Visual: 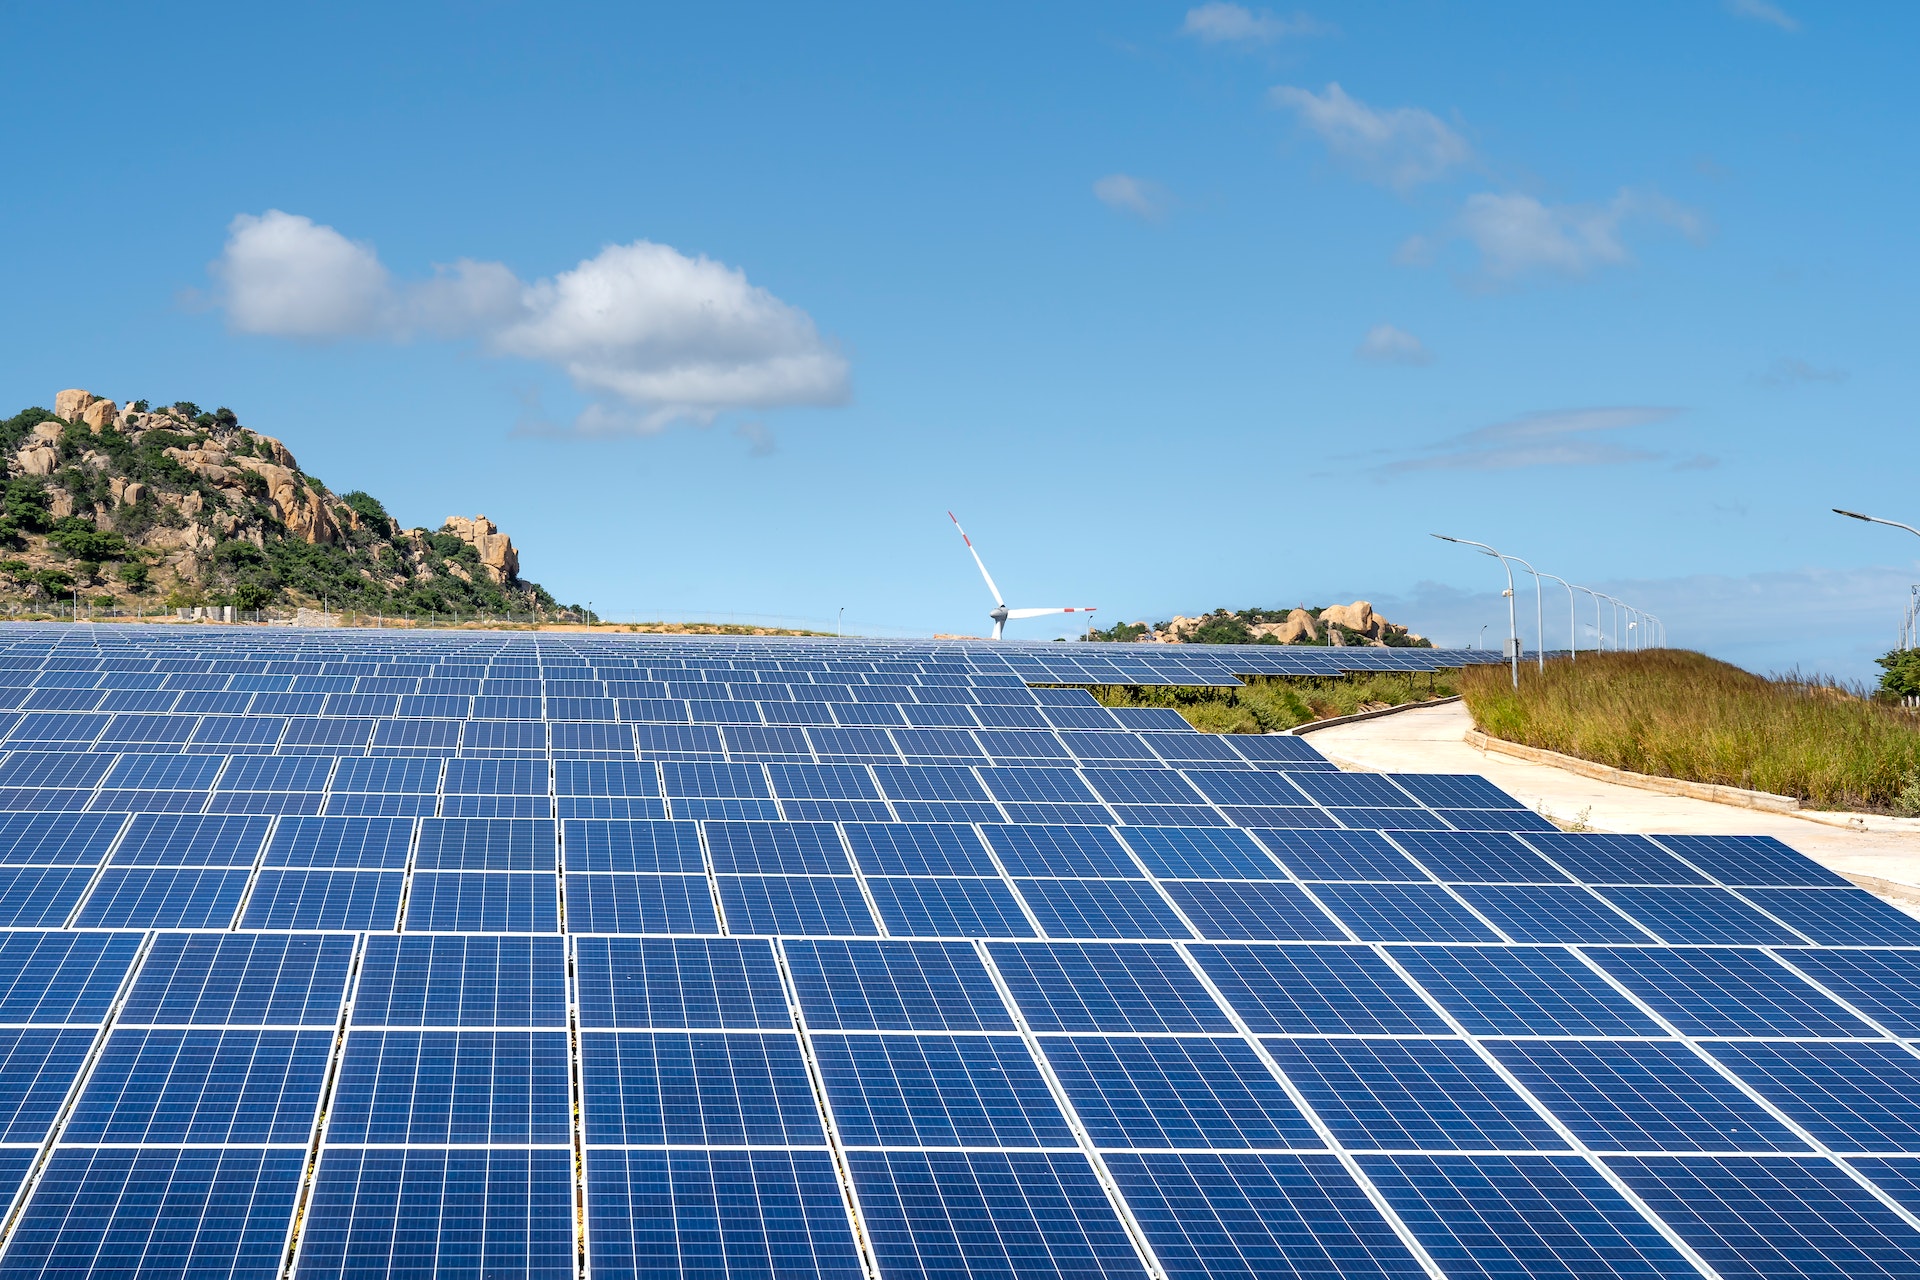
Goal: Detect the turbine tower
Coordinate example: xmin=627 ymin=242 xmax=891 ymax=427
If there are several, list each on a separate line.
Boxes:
xmin=948 ymin=511 xmax=1096 ymax=640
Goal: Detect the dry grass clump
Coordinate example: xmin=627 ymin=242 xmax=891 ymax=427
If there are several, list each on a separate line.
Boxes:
xmin=1461 ymin=650 xmax=1920 ymax=811
xmin=1090 ymin=670 xmax=1457 ymax=735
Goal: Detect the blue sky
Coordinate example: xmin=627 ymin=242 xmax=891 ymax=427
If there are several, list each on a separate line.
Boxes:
xmin=3 ymin=1 xmax=1913 ymax=676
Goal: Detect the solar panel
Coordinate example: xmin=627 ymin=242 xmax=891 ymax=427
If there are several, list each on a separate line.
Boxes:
xmin=585 ymin=1149 xmax=863 ymax=1280
xmin=847 ymin=1150 xmax=1149 ymax=1280
xmin=0 ymin=626 xmax=1897 ymax=1277
xmin=812 ymin=1032 xmax=1072 ymax=1147
xmin=1042 ymin=1035 xmax=1320 ymax=1149
xmin=296 ymin=1148 xmax=574 ymax=1280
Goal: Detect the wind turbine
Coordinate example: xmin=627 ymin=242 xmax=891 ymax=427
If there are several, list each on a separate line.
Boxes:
xmin=948 ymin=511 xmax=1097 ymax=640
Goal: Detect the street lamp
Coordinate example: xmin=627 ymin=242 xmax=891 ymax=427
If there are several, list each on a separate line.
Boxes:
xmin=837 ymin=607 xmax=844 ymax=638
xmin=1501 ymin=552 xmax=1548 ymax=674
xmin=1538 ymin=572 xmax=1578 ymax=662
xmin=1433 ymin=534 xmax=1520 ymax=688
xmin=1835 ymin=509 xmax=1920 ymax=540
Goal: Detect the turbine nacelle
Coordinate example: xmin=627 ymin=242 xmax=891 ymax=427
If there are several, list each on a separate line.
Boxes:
xmin=948 ymin=511 xmax=1096 ymax=640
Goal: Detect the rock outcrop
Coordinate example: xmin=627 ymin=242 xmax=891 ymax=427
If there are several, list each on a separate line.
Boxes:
xmin=1143 ymin=601 xmax=1427 ymax=648
xmin=0 ymin=388 xmax=558 ymax=616
xmin=443 ymin=515 xmax=519 ymax=584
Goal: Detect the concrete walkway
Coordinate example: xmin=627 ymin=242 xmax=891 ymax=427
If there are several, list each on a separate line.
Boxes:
xmin=1304 ymin=701 xmax=1920 ymax=894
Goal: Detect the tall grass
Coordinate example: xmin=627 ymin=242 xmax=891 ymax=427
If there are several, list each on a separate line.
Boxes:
xmin=1461 ymin=650 xmax=1920 ymax=811
xmin=1089 ymin=670 xmax=1456 ymax=735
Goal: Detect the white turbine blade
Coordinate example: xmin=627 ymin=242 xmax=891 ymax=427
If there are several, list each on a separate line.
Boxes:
xmin=948 ymin=511 xmax=1006 ymax=607
xmin=1005 ymin=607 xmax=1097 ymax=619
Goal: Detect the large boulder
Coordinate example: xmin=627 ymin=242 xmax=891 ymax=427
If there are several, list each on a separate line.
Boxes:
xmin=444 ymin=514 xmax=520 ymax=583
xmin=231 ymin=457 xmax=338 ymax=545
xmin=80 ymin=400 xmax=117 ymax=432
xmin=15 ymin=447 xmax=58 ymax=477
xmin=52 ymin=389 xmax=98 ymax=422
xmin=1319 ymin=600 xmax=1378 ymax=637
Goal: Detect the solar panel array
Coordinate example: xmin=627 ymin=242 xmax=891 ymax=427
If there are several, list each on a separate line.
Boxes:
xmin=0 ymin=626 xmax=1909 ymax=1279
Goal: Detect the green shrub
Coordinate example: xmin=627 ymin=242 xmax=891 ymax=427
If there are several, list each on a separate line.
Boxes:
xmin=46 ymin=521 xmax=127 ymax=561
xmin=1877 ymin=649 xmax=1920 ymax=699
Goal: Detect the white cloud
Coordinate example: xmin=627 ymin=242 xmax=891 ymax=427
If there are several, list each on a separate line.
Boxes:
xmin=1356 ymin=324 xmax=1432 ymax=366
xmin=210 ymin=211 xmax=849 ymax=434
xmin=1092 ymin=173 xmax=1171 ymax=221
xmin=1725 ymin=0 xmax=1798 ymax=31
xmin=1452 ymin=188 xmax=1706 ymax=280
xmin=1373 ymin=405 xmax=1685 ymax=475
xmin=214 ymin=211 xmax=392 ymax=338
xmin=1181 ymin=3 xmax=1327 ymax=43
xmin=1269 ymin=82 xmax=1471 ymax=191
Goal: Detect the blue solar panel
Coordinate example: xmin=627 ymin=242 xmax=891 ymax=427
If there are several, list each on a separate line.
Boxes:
xmin=354 ymin=936 xmax=567 ymax=1026
xmin=243 ymin=869 xmax=404 ymax=929
xmin=405 ymin=871 xmax=559 ymax=932
xmin=1044 ymin=1035 xmax=1320 ymax=1149
xmin=1490 ymin=1039 xmax=1809 ymax=1153
xmin=1519 ymin=832 xmax=1711 ymax=885
xmin=579 ymin=1031 xmax=823 ymax=1145
xmin=1105 ymin=1151 xmax=1424 ymax=1280
xmin=415 ymin=818 xmax=556 ymax=870
xmin=326 ymin=1030 xmax=571 ymax=1143
xmin=120 ymin=933 xmax=353 ymax=1026
xmin=297 ymin=1148 xmax=574 ymax=1280
xmin=812 ymin=1032 xmax=1073 ymax=1147
xmin=1252 ymin=829 xmax=1423 ymax=881
xmin=1390 ymin=830 xmax=1571 ymax=883
xmin=844 ymin=822 xmax=998 ymax=875
xmin=74 ymin=866 xmax=251 ymax=928
xmin=982 ymin=824 xmax=1139 ymax=877
xmin=1586 ymin=947 xmax=1876 ymax=1038
xmin=1737 ymin=887 xmax=1920 ymax=946
xmin=574 ymin=937 xmax=790 ymax=1029
xmin=562 ymin=873 xmax=718 ymax=933
xmin=1358 ymin=1154 xmax=1700 ymax=1279
xmin=0 ymin=866 xmax=104 ymax=926
xmin=704 ymin=821 xmax=850 ymax=874
xmin=1608 ymin=1155 xmax=1920 ymax=1278
xmin=0 ymin=931 xmax=143 ymax=1024
xmin=1652 ymin=833 xmax=1854 ymax=887
xmin=1704 ymin=1041 xmax=1920 ymax=1152
xmin=0 ymin=1027 xmax=102 ymax=1141
xmin=266 ymin=816 xmax=413 ymax=869
xmin=988 ymin=942 xmax=1233 ymax=1033
xmin=1306 ymin=882 xmax=1503 ymax=942
xmin=848 ymin=1151 xmax=1148 ymax=1280
xmin=0 ymin=812 xmax=126 ymax=864
xmin=1773 ymin=949 xmax=1920 ymax=1035
xmin=1597 ymin=885 xmax=1808 ymax=945
xmin=865 ymin=876 xmax=1036 ymax=937
xmin=1449 ymin=884 xmax=1659 ymax=943
xmin=110 ymin=813 xmax=272 ymax=866
xmin=1387 ymin=945 xmax=1664 ymax=1037
xmin=585 ymin=1149 xmax=863 ymax=1280
xmin=1017 ymin=877 xmax=1192 ymax=939
xmin=5 ymin=1148 xmax=304 ymax=1280
xmin=1389 ymin=773 xmax=1526 ymax=809
xmin=1119 ymin=826 xmax=1285 ymax=879
xmin=785 ymin=940 xmax=1015 ymax=1031
xmin=1180 ymin=769 xmax=1312 ymax=807
xmin=66 ymin=1027 xmax=333 ymax=1143
xmin=1162 ymin=881 xmax=1348 ymax=942
xmin=716 ymin=875 xmax=877 ymax=936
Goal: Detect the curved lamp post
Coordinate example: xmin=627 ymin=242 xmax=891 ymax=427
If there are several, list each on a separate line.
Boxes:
xmin=1433 ymin=534 xmax=1520 ymax=688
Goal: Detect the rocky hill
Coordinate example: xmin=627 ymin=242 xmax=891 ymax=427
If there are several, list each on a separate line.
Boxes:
xmin=0 ymin=389 xmax=562 ymax=617
xmin=1092 ymin=601 xmax=1431 ymax=648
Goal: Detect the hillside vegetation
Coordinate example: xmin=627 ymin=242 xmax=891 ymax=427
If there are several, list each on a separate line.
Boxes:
xmin=0 ymin=390 xmax=568 ymax=618
xmin=1462 ymin=650 xmax=1920 ymax=812
xmin=1090 ymin=671 xmax=1457 ymax=734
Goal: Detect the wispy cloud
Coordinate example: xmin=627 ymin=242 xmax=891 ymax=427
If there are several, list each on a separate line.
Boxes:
xmin=1372 ymin=405 xmax=1684 ymax=476
xmin=1181 ymin=3 xmax=1329 ymax=44
xmin=210 ymin=210 xmax=850 ymax=436
xmin=734 ymin=421 xmax=777 ymax=457
xmin=1407 ymin=188 xmax=1707 ymax=282
xmin=1725 ymin=0 xmax=1799 ymax=32
xmin=1355 ymin=324 xmax=1432 ymax=366
xmin=1758 ymin=356 xmax=1847 ymax=385
xmin=1092 ymin=174 xmax=1172 ymax=221
xmin=1270 ymin=82 xmax=1471 ymax=192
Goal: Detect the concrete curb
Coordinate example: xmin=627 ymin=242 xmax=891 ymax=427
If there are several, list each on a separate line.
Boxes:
xmin=1287 ymin=696 xmax=1462 ymax=736
xmin=1463 ymin=728 xmax=1803 ymax=813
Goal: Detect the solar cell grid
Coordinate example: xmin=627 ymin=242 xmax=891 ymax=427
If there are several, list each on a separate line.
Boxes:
xmin=1163 ymin=881 xmax=1350 ymax=942
xmin=65 ymin=1027 xmax=333 ymax=1144
xmin=785 ymin=939 xmax=1013 ymax=1031
xmin=0 ymin=931 xmax=143 ymax=1025
xmin=1386 ymin=945 xmax=1663 ymax=1037
xmin=865 ymin=875 xmax=1036 ymax=937
xmin=353 ymin=935 xmax=567 ymax=1027
xmin=1016 ymin=877 xmax=1194 ymax=939
xmin=811 ymin=1032 xmax=1073 ymax=1148
xmin=1118 ymin=825 xmax=1285 ymax=879
xmin=1585 ymin=946 xmax=1876 ymax=1038
xmin=327 ymin=1029 xmax=571 ymax=1144
xmin=988 ymin=942 xmax=1233 ymax=1033
xmin=120 ymin=933 xmax=353 ymax=1026
xmin=579 ymin=1030 xmax=824 ymax=1146
xmin=1041 ymin=1035 xmax=1321 ymax=1150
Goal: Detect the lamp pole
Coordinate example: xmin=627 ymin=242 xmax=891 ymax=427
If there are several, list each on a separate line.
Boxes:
xmin=1575 ymin=586 xmax=1607 ymax=650
xmin=1539 ymin=572 xmax=1578 ymax=662
xmin=1433 ymin=534 xmax=1520 ymax=688
xmin=1502 ymin=552 xmax=1548 ymax=674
